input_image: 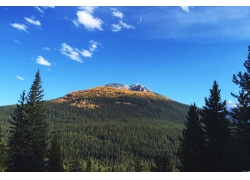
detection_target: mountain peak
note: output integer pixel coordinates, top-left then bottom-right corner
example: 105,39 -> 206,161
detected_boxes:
105,83 -> 152,92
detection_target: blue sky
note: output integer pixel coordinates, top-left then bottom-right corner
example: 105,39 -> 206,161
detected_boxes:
1,6 -> 250,108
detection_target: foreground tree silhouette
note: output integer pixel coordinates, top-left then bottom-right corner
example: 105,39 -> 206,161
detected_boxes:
177,103 -> 205,172
230,46 -> 250,171
200,81 -> 232,172
7,70 -> 48,172
47,135 -> 64,172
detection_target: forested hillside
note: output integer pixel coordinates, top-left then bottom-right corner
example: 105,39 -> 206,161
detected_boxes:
0,86 -> 189,171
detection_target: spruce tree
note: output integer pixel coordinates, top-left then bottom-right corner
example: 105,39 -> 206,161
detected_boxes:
7,70 -> 48,172
230,46 -> 250,171
47,135 -> 64,172
200,81 -> 232,172
177,103 -> 205,172
68,145 -> 83,172
7,91 -> 29,171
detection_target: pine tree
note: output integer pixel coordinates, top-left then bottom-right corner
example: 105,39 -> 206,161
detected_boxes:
200,81 -> 232,172
7,91 -> 29,171
68,145 -> 83,172
230,46 -> 250,171
7,70 -> 48,172
177,103 -> 205,172
86,157 -> 94,172
47,135 -> 64,172
150,152 -> 173,172
0,121 -> 6,171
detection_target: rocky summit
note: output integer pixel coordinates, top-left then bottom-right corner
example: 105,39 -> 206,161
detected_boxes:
105,83 -> 153,92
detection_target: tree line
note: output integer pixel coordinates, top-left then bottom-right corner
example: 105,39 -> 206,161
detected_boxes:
177,46 -> 250,172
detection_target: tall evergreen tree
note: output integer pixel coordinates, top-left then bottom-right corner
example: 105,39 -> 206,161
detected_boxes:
200,81 -> 232,172
177,103 -> 205,172
47,135 -> 64,172
68,145 -> 83,172
7,70 -> 48,172
230,46 -> 250,171
7,91 -> 29,171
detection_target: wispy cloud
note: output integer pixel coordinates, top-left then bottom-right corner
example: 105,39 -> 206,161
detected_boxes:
111,8 -> 134,32
36,56 -> 51,66
16,76 -> 25,81
137,17 -> 142,24
42,47 -> 50,51
82,40 -> 100,58
60,43 -> 82,63
111,24 -> 122,32
180,6 -> 190,12
34,6 -> 55,13
119,20 -> 134,29
34,6 -> 43,13
10,23 -> 28,33
73,6 -> 103,31
24,17 -> 41,26
14,39 -> 20,44
140,6 -> 250,41
111,8 -> 124,19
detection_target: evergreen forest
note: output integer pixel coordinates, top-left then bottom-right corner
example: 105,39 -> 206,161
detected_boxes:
0,46 -> 250,172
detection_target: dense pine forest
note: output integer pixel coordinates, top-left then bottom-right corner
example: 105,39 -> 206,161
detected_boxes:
1,46 -> 250,172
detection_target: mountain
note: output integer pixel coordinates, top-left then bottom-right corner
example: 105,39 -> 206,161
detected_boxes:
105,83 -> 153,93
0,83 -> 190,171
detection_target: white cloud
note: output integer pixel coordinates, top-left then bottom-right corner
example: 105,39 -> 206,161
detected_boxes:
119,20 -> 135,29
78,6 -> 97,13
34,6 -> 43,13
137,17 -> 142,24
24,17 -> 41,26
226,100 -> 237,110
81,40 -> 100,58
34,6 -> 55,13
60,43 -> 82,63
181,6 -> 189,12
10,23 -> 28,32
111,24 -> 122,32
36,56 -> 51,66
42,47 -> 50,51
82,50 -> 92,57
16,76 -> 25,81
111,8 -> 124,19
14,39 -> 20,44
73,6 -> 103,31
112,21 -> 134,32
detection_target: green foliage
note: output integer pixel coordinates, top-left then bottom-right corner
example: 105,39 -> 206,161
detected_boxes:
200,81 -> 232,172
177,103 -> 205,172
230,45 -> 250,171
150,151 -> 173,172
86,157 -> 94,172
7,70 -> 48,172
0,121 -> 6,171
47,135 -> 64,172
67,145 -> 83,172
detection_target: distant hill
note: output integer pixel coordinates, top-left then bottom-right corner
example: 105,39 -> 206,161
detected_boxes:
0,84 -> 190,171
